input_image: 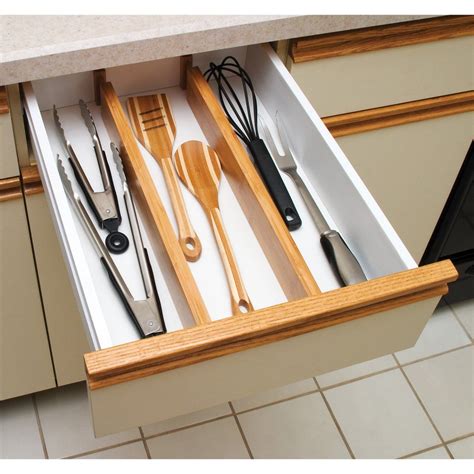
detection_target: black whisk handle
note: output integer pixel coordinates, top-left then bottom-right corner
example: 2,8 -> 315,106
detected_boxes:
248,138 -> 302,231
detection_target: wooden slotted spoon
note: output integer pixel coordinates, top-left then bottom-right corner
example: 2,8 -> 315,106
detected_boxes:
127,94 -> 202,261
174,140 -> 253,316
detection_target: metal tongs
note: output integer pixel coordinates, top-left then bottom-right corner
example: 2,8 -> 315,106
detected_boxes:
57,146 -> 166,337
54,101 -> 129,254
259,114 -> 367,287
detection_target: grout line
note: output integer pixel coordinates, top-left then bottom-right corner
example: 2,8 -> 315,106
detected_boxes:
143,414 -> 234,442
393,354 -> 454,459
32,394 -> 49,460
313,377 -> 356,459
232,388 -> 320,416
229,402 -> 254,459
447,301 -> 474,343
316,366 -> 398,392
398,443 -> 446,459
139,427 -> 152,459
398,343 -> 473,368
65,438 -> 143,459
444,432 -> 474,445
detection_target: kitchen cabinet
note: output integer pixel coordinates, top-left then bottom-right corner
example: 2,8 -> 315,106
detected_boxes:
0,88 -> 20,178
0,181 -> 56,400
286,16 -> 474,264
287,16 -> 474,116
22,166 -> 89,386
23,42 -> 454,436
333,110 -> 474,263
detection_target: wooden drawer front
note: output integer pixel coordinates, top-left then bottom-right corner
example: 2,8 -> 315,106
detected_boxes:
335,111 -> 474,263
0,190 -> 56,400
0,88 -> 20,179
22,173 -> 90,386
289,26 -> 474,116
23,43 -> 455,436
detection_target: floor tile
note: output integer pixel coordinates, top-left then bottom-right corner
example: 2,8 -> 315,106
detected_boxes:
395,304 -> 470,364
237,392 -> 350,458
0,395 -> 44,459
449,298 -> 474,339
448,436 -> 474,459
77,441 -> 148,459
407,447 -> 450,459
316,355 -> 396,388
324,369 -> 440,458
142,403 -> 231,437
147,417 -> 249,459
231,379 -> 316,413
404,346 -> 474,440
35,382 -> 141,458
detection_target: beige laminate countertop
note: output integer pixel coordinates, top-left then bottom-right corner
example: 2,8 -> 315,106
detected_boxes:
0,15 -> 426,85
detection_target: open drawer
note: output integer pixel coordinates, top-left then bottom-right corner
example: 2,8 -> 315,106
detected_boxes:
23,43 -> 457,436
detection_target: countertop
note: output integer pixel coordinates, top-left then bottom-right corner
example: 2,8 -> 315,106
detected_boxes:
0,15 -> 426,85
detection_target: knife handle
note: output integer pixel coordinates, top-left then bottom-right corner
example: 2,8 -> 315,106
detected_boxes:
248,138 -> 301,231
320,230 -> 367,286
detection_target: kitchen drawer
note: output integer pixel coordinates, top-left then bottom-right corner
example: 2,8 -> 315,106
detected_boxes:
288,17 -> 474,116
22,168 -> 90,386
0,87 -> 20,178
22,43 -> 456,436
0,181 -> 56,400
334,111 -> 474,263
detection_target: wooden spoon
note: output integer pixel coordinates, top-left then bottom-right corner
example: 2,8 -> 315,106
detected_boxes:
127,94 -> 202,262
174,140 -> 253,316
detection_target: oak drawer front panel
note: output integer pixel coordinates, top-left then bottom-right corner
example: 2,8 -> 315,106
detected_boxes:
289,35 -> 474,117
335,111 -> 474,263
23,44 -> 453,435
24,189 -> 90,386
0,195 -> 56,400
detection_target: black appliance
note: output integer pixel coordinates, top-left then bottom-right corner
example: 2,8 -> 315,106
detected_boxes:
421,140 -> 474,303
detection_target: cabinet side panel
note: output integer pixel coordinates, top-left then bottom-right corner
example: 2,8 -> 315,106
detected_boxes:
0,198 -> 55,400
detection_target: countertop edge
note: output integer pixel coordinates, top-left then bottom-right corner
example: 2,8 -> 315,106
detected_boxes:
0,15 -> 431,85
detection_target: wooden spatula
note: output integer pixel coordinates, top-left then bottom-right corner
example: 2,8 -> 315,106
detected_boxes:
127,94 -> 202,262
174,140 -> 253,316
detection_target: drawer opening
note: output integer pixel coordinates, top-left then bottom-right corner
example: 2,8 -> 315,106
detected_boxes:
23,44 -> 456,381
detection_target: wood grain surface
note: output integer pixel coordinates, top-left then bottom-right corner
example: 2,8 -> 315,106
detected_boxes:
186,66 -> 321,300
84,260 -> 457,390
21,164 -> 44,196
291,16 -> 474,62
100,82 -> 211,326
323,91 -> 474,137
0,176 -> 22,202
175,140 -> 253,316
0,86 -> 8,114
127,94 -> 202,261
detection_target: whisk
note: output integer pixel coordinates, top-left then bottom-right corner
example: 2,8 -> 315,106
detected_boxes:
204,56 -> 302,231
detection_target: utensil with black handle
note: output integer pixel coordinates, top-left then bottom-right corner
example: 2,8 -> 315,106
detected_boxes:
205,56 -> 301,231
259,114 -> 367,286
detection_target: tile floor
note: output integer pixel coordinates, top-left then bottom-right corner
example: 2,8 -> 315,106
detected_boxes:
1,298 -> 472,459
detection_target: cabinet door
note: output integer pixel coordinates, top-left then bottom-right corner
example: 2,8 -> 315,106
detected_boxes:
335,112 -> 474,262
24,190 -> 90,386
0,192 -> 55,400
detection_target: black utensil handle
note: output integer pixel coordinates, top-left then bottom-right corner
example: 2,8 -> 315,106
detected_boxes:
320,230 -> 367,286
248,138 -> 302,231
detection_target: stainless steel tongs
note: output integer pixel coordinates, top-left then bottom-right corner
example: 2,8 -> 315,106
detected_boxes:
259,114 -> 367,287
54,101 -> 129,254
57,147 -> 166,337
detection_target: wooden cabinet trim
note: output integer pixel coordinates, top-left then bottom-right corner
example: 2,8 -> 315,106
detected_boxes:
84,260 -> 457,390
0,87 -> 9,114
323,91 -> 474,137
21,164 -> 44,196
0,176 -> 22,202
291,16 -> 474,63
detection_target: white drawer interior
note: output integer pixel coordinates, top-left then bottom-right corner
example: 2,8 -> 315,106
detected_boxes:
24,44 -> 416,352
